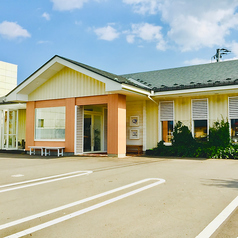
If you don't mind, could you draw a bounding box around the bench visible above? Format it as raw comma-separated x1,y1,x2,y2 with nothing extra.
29,146,65,157
45,147,65,157
29,146,45,156
126,145,143,155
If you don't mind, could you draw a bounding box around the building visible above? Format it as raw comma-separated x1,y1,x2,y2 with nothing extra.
1,55,238,156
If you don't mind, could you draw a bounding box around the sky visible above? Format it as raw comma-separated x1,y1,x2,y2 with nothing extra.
1,0,238,84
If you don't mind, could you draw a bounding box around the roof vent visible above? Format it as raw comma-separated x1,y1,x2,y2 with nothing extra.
148,84,152,87
207,80,212,82
174,83,178,86
190,82,194,84
226,78,231,80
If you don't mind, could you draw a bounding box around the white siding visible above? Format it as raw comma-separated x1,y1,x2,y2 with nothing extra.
75,106,84,154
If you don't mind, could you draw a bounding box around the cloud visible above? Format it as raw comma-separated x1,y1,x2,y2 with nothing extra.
50,0,88,11
184,58,211,66
124,0,238,51
94,25,120,41
42,12,50,20
126,23,166,50
37,40,52,44
123,0,161,14
0,21,31,39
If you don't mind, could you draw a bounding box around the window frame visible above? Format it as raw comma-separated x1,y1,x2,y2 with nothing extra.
228,96,238,142
191,98,209,138
159,101,174,145
34,106,66,141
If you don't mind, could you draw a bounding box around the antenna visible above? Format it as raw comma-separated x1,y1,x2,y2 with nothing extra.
212,48,231,62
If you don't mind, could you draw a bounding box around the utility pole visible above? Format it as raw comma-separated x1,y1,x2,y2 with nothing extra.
212,48,231,62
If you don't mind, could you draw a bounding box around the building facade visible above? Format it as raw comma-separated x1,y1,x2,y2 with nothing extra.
1,55,238,156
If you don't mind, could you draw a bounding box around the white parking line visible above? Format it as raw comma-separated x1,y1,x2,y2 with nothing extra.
196,196,238,238
2,178,165,238
11,174,24,178
0,171,92,193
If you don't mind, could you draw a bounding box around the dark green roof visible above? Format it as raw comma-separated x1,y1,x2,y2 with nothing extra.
57,56,130,84
122,60,238,92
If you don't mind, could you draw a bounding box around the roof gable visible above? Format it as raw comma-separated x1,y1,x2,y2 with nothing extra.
6,55,124,102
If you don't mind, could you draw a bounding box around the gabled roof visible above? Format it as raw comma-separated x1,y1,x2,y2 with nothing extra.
122,59,238,92
5,55,143,102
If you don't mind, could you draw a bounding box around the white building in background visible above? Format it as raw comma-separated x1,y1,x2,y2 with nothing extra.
0,61,17,96
0,61,26,150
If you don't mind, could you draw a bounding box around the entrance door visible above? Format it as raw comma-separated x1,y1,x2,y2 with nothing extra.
3,110,18,149
83,114,102,152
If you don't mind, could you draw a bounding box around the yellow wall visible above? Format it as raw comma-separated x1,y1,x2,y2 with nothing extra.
18,109,26,143
126,101,144,145
29,67,106,101
146,100,158,149
143,93,238,149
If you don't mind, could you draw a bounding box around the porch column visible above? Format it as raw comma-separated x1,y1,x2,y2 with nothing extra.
65,98,75,152
25,101,35,150
108,94,126,157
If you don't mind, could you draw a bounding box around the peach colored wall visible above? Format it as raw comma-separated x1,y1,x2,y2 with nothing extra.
65,98,75,152
26,94,126,156
35,99,66,108
107,94,126,156
76,95,108,106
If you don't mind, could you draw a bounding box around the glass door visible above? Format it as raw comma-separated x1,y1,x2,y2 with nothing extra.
84,114,92,152
3,110,18,149
84,114,102,152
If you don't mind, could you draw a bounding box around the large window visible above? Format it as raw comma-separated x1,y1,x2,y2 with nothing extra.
229,97,238,142
160,101,174,143
192,99,208,139
35,107,65,140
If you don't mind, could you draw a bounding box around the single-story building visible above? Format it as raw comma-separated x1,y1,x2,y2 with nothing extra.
1,55,238,157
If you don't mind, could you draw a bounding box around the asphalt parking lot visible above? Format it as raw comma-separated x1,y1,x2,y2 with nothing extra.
0,153,237,238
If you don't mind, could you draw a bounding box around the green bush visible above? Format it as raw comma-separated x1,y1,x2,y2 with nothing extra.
208,119,230,148
150,119,238,159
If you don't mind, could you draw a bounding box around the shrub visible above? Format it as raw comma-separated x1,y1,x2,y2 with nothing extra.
149,119,238,159
208,119,230,148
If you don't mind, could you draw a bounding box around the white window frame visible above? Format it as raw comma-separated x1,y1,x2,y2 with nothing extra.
159,101,174,145
34,107,66,141
228,96,238,142
191,98,209,138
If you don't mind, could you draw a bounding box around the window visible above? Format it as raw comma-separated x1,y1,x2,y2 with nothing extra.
192,99,208,139
160,101,174,143
35,107,65,140
229,97,238,142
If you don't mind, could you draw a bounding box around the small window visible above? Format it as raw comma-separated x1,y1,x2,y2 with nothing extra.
160,101,174,143
229,97,238,142
192,99,208,139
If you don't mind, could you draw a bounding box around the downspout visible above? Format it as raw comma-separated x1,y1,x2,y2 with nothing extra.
148,91,158,105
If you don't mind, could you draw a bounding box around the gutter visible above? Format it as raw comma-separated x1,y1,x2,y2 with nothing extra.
122,83,158,105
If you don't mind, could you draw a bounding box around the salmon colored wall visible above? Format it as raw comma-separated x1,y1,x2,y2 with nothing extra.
26,94,126,156
35,99,66,108
65,98,75,152
76,95,108,105
107,94,126,156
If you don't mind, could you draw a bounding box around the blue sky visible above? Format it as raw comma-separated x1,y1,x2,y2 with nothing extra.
1,0,238,84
